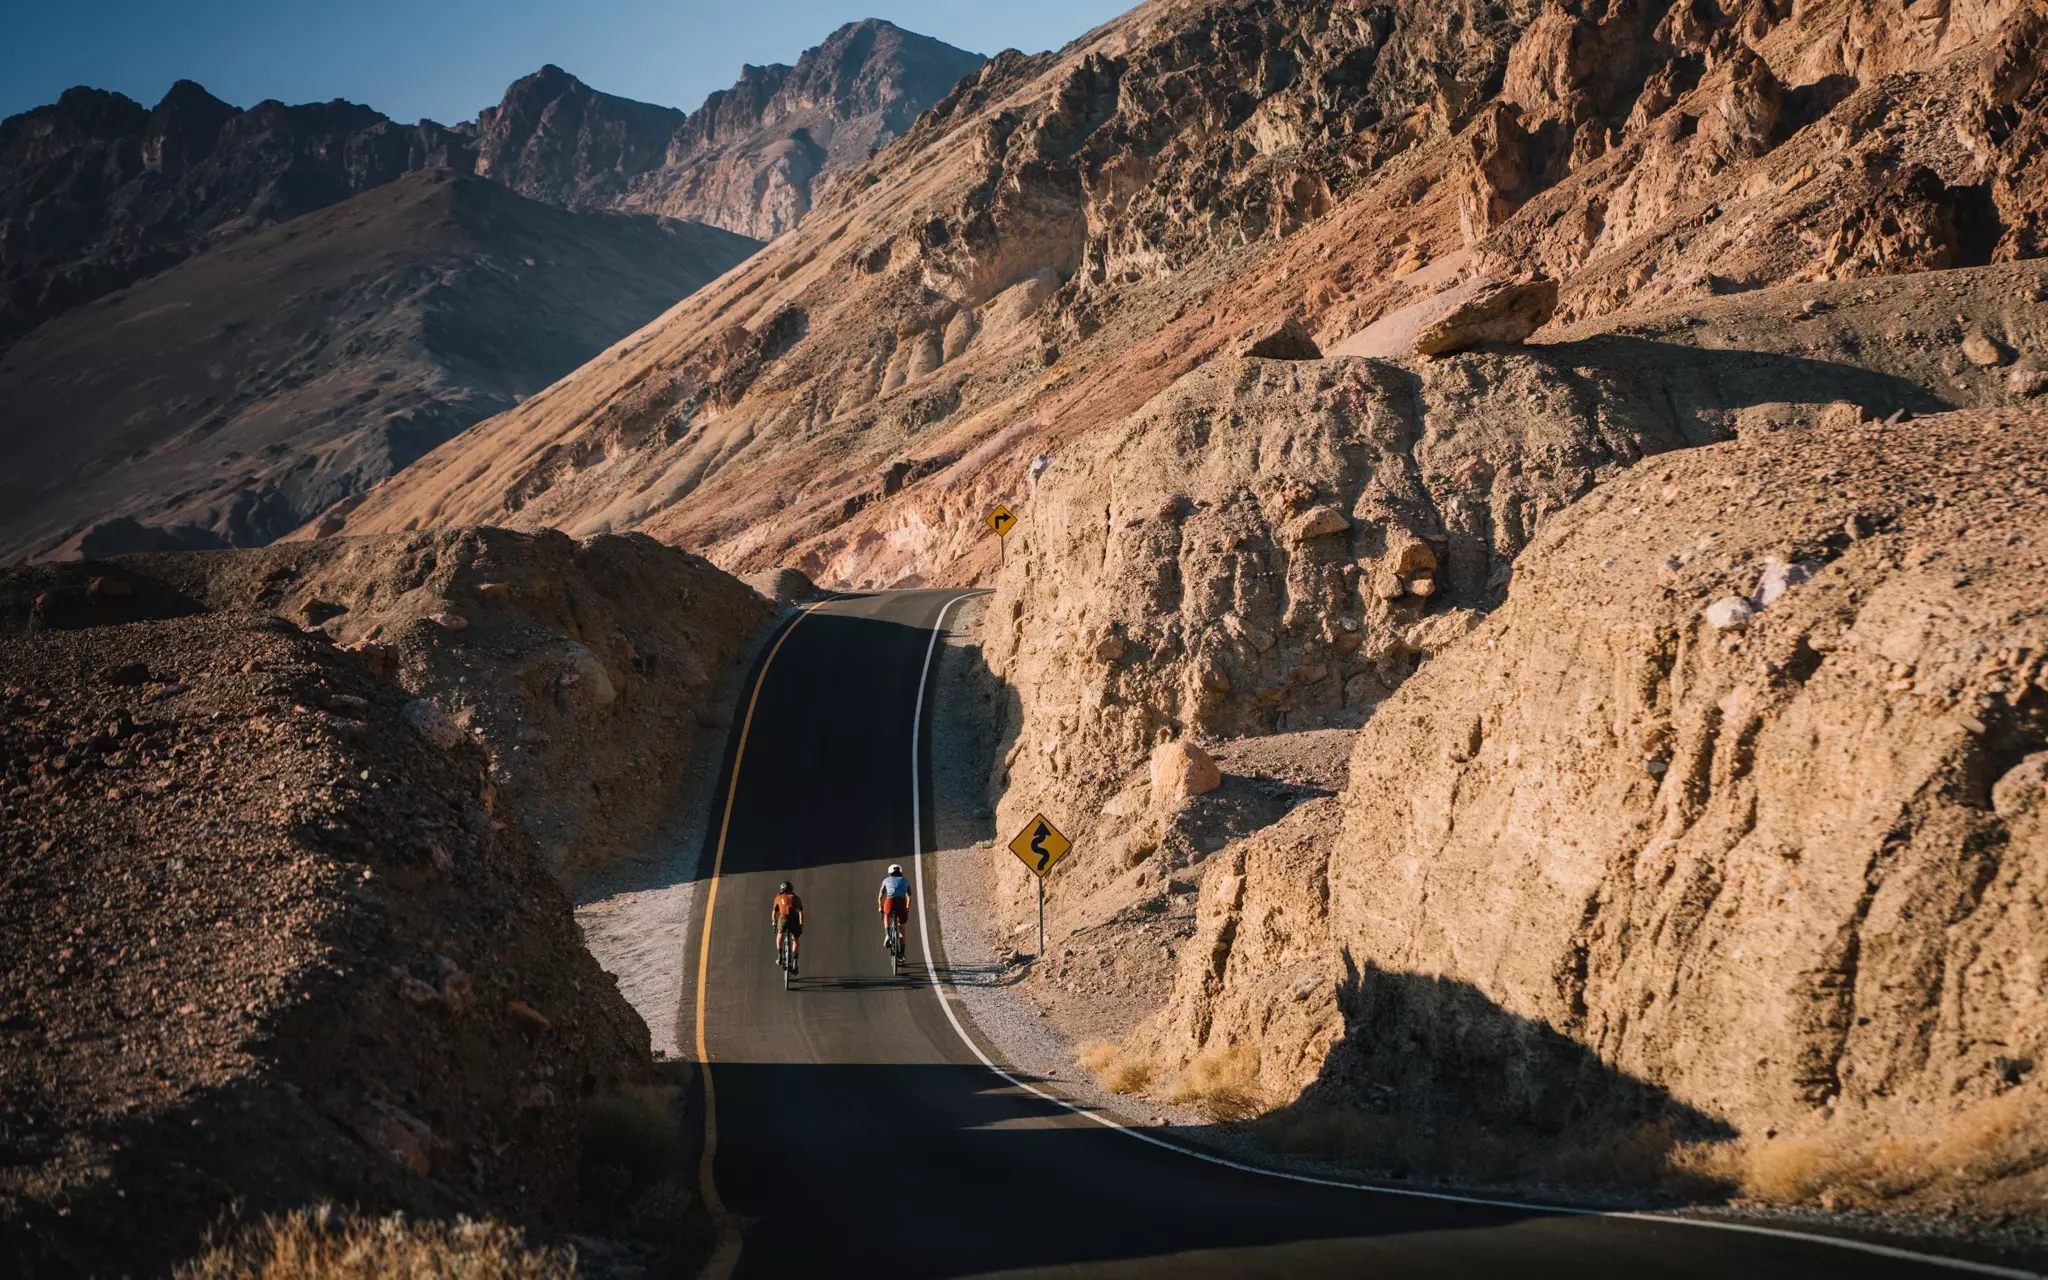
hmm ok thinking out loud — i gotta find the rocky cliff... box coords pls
[1121,405,2048,1218]
[327,0,2048,595]
[0,170,760,562]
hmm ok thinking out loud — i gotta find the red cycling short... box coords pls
[882,897,909,921]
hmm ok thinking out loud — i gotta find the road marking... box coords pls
[693,602,820,1280]
[905,594,2041,1280]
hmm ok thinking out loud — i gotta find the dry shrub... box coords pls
[1923,1089,2042,1183]
[1162,1042,1263,1121]
[1078,1041,1157,1094]
[178,1204,574,1279]
[1677,1084,2048,1208]
[1548,1118,1729,1195]
[1077,1042,1122,1073]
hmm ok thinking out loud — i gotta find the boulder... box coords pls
[1239,316,1322,360]
[744,567,820,604]
[1150,739,1222,809]
[1962,331,2011,368]
[1704,596,1755,630]
[1285,505,1351,541]
[401,699,463,749]
[1412,276,1559,358]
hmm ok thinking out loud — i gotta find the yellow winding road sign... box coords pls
[985,504,1017,536]
[1007,813,1072,878]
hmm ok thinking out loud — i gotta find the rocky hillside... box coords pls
[0,530,775,1272]
[326,0,2048,586]
[0,170,759,563]
[0,21,981,344]
[1124,405,2048,1219]
[477,22,987,238]
[0,80,473,344]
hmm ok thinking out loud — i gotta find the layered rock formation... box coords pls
[329,0,2048,600]
[0,170,759,562]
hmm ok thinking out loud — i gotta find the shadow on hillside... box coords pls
[1243,951,1736,1194]
[1523,333,1952,430]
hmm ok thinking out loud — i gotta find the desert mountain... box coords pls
[475,20,988,238]
[328,0,2048,584]
[0,80,472,343]
[0,19,981,343]
[0,169,759,561]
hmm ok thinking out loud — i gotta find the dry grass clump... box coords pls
[1079,1041,1157,1094]
[1673,1085,2047,1208]
[1161,1043,1264,1121]
[178,1205,574,1279]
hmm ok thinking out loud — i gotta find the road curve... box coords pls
[683,588,2022,1279]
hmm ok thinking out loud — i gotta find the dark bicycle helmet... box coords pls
[778,880,792,893]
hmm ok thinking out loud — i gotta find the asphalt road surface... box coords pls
[683,588,2027,1279]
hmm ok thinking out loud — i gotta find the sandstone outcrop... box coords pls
[1130,406,2048,1214]
[1410,276,1559,356]
[133,527,773,878]
[981,339,1928,879]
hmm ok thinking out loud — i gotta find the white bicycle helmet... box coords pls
[887,864,903,875]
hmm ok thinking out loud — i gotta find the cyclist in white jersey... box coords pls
[877,864,912,950]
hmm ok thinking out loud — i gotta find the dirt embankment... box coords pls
[134,528,774,884]
[0,604,645,1275]
[1125,406,2048,1222]
[0,532,777,1274]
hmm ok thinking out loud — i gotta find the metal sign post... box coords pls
[1005,813,1071,959]
[985,503,1016,568]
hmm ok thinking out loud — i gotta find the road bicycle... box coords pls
[777,930,798,990]
[885,915,905,974]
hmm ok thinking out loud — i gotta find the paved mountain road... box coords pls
[682,589,2022,1279]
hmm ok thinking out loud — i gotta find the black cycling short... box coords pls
[777,919,803,939]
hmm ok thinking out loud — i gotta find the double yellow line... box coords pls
[691,603,818,1280]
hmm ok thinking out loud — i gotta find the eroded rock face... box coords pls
[332,0,2048,593]
[1142,407,2048,1212]
[1410,275,1559,356]
[981,340,1924,895]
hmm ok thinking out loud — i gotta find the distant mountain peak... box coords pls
[472,23,985,238]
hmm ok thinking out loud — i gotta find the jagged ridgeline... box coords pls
[0,19,985,562]
[327,0,2048,586]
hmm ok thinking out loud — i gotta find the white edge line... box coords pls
[905,589,2040,1280]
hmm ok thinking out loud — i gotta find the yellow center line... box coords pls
[693,602,820,1280]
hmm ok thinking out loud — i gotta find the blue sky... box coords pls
[3,0,1130,125]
